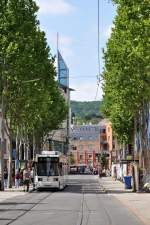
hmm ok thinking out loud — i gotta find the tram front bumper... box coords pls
[35,181,60,189]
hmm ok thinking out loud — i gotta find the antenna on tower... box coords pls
[57,32,59,51]
[57,32,59,81]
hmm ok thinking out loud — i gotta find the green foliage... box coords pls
[102,0,150,143]
[0,0,67,138]
[69,153,75,165]
[71,101,103,124]
[0,0,68,188]
[100,153,107,169]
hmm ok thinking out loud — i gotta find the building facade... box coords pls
[44,50,73,155]
[71,125,101,167]
[70,120,114,169]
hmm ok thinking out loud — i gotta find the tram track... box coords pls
[97,194,113,225]
[0,176,142,225]
[77,181,96,225]
[5,191,55,225]
[77,179,113,225]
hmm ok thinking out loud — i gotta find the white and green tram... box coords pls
[34,151,68,190]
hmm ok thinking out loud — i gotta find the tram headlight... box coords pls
[53,178,58,181]
[38,178,42,181]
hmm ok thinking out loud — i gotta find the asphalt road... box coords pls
[0,175,144,225]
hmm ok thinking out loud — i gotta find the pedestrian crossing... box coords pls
[81,184,105,194]
[66,176,105,194]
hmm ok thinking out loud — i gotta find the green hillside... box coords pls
[70,101,103,124]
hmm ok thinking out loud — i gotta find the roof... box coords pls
[59,83,75,91]
[99,118,111,126]
[71,125,101,141]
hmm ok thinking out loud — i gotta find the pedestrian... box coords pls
[12,168,15,186]
[30,167,34,188]
[23,168,31,192]
[15,170,20,188]
[19,170,24,186]
[3,168,8,188]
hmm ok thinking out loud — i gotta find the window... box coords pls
[79,145,83,151]
[37,157,59,176]
[101,129,106,134]
[88,144,93,151]
[88,154,92,159]
[80,155,83,160]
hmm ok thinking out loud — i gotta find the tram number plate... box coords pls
[43,178,47,182]
[47,178,52,182]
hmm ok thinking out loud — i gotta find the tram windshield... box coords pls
[37,157,59,176]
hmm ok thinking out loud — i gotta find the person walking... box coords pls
[3,168,8,188]
[30,168,35,188]
[15,170,20,188]
[23,168,31,192]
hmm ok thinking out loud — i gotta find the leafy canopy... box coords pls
[0,0,67,137]
[102,0,150,143]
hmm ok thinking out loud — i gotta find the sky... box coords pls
[35,0,116,101]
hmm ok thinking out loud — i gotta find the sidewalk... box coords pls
[99,177,150,225]
[3,184,34,192]
[0,184,34,203]
[0,190,26,203]
[99,176,132,193]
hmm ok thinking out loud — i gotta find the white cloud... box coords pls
[70,81,103,101]
[36,0,75,15]
[105,24,114,38]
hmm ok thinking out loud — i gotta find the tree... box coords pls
[102,0,150,144]
[0,0,67,188]
[69,152,75,165]
[100,153,107,169]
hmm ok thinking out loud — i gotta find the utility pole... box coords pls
[98,126,101,177]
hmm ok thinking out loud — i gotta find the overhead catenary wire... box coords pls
[69,76,103,79]
[62,75,104,80]
[97,0,101,78]
[95,0,101,100]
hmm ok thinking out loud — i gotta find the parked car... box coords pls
[84,168,92,174]
[69,166,78,174]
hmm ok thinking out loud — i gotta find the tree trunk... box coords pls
[16,127,19,160]
[0,115,5,190]
[8,134,12,188]
[33,132,36,160]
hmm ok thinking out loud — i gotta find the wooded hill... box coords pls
[70,101,103,124]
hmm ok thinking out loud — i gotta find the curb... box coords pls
[3,186,34,193]
[98,177,133,193]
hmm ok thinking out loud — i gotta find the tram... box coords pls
[34,151,68,190]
